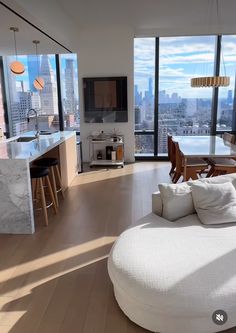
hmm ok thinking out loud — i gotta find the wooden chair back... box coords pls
[168,135,176,165]
[174,142,183,174]
[223,132,235,144]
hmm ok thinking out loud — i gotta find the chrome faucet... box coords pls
[27,108,40,138]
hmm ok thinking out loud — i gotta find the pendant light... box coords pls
[32,40,45,90]
[9,27,25,75]
[191,0,230,88]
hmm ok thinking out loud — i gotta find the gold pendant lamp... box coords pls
[191,0,230,88]
[32,40,45,90]
[9,27,25,75]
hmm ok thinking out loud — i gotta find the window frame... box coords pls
[134,34,236,160]
[0,53,80,138]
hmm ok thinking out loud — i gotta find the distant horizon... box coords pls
[134,35,236,99]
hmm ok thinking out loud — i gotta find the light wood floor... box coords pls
[0,162,235,333]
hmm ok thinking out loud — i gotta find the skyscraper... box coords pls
[148,77,153,97]
[27,55,38,92]
[64,58,75,114]
[40,55,58,115]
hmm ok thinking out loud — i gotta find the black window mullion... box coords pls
[154,37,159,156]
[55,54,64,131]
[0,57,11,139]
[232,71,236,131]
[211,35,221,135]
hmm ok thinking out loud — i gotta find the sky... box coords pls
[134,35,236,99]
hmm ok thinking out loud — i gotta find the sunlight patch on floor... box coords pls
[71,162,170,186]
[0,237,116,296]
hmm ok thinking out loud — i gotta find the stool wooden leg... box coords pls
[55,165,65,198]
[31,179,36,200]
[46,176,58,215]
[39,178,48,226]
[50,167,59,208]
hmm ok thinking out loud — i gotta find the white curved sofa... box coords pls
[108,173,236,333]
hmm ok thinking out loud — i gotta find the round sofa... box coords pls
[108,212,236,333]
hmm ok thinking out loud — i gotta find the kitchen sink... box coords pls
[15,137,36,142]
[39,131,52,135]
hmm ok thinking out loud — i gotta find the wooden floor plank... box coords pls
[0,162,235,333]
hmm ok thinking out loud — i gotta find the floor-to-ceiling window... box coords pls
[59,54,79,131]
[0,62,7,140]
[134,38,155,156]
[158,36,215,155]
[134,35,236,158]
[217,35,236,132]
[3,53,79,137]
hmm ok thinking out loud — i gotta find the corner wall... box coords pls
[78,26,135,162]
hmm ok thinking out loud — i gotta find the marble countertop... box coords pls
[0,131,76,162]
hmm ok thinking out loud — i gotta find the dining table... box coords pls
[172,135,236,181]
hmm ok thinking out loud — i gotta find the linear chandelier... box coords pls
[191,0,230,88]
[191,76,230,88]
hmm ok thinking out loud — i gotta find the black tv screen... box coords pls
[83,76,128,123]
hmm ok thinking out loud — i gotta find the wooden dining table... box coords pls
[172,135,236,181]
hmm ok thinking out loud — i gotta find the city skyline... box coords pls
[5,53,79,135]
[134,36,236,99]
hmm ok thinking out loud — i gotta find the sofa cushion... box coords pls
[191,182,236,225]
[188,172,236,188]
[158,183,195,221]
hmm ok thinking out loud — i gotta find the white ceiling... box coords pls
[1,0,236,55]
[0,0,72,55]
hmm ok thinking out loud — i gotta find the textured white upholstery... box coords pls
[108,174,236,333]
[108,213,236,332]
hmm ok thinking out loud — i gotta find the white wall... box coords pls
[77,26,135,162]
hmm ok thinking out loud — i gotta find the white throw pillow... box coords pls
[158,183,195,221]
[188,173,236,189]
[191,182,236,225]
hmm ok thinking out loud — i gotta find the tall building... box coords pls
[27,55,38,92]
[64,58,75,114]
[227,90,233,104]
[40,55,58,115]
[148,77,153,97]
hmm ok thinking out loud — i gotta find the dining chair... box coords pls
[207,132,236,177]
[173,142,208,183]
[168,134,176,179]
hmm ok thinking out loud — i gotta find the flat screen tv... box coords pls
[83,76,128,123]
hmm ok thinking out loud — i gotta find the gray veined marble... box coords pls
[0,131,76,234]
[0,159,34,234]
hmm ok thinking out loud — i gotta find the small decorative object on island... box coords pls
[9,27,25,75]
[33,40,45,90]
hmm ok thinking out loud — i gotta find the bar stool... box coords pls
[30,166,58,226]
[34,158,64,208]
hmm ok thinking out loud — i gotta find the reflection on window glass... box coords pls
[6,54,59,135]
[135,135,154,156]
[217,35,236,132]
[159,36,215,155]
[0,72,6,140]
[60,54,79,131]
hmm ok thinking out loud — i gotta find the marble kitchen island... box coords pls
[0,131,78,234]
